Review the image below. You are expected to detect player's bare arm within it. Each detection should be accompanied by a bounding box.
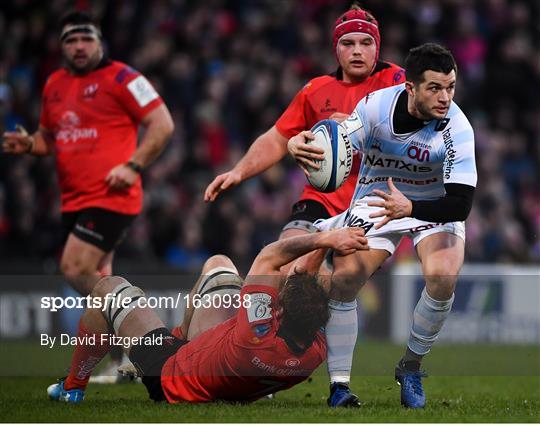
[288,248,328,276]
[204,125,288,202]
[247,227,367,284]
[2,125,54,156]
[105,104,174,190]
[287,130,325,176]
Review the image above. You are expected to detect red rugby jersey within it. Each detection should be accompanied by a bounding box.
[39,60,164,214]
[161,285,326,403]
[276,62,404,216]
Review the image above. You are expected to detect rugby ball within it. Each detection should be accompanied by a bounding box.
[306,119,353,193]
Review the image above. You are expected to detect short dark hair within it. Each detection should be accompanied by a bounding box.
[349,2,376,21]
[60,10,98,30]
[279,272,330,347]
[405,43,457,83]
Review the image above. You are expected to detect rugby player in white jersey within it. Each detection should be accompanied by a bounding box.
[288,43,477,408]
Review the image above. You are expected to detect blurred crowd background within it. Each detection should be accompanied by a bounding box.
[0,0,539,274]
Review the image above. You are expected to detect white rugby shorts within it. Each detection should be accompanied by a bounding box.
[314,196,465,254]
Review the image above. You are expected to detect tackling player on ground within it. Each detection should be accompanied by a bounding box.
[204,4,403,407]
[290,43,477,408]
[47,226,368,403]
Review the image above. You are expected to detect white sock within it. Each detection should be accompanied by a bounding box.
[326,299,358,384]
[408,288,454,355]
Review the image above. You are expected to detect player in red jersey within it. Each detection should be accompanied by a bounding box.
[47,226,368,403]
[204,4,403,222]
[204,4,403,407]
[2,11,174,382]
[2,11,173,295]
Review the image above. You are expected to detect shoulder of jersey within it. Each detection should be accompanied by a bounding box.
[43,67,69,88]
[373,61,406,86]
[448,101,472,129]
[107,61,141,85]
[301,75,338,93]
[363,82,404,106]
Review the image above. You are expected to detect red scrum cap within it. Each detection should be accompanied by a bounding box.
[333,7,380,62]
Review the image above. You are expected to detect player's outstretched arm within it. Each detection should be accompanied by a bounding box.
[247,228,367,285]
[2,125,54,156]
[204,125,288,202]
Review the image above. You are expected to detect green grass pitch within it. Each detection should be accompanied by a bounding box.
[0,340,538,422]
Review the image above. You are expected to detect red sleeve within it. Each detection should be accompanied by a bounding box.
[112,67,164,122]
[275,83,310,139]
[384,64,406,87]
[232,285,279,348]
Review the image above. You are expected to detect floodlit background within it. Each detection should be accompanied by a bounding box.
[0,0,538,345]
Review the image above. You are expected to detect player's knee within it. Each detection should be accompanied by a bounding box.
[202,255,237,274]
[423,257,462,282]
[331,264,367,300]
[425,273,457,298]
[60,256,95,282]
[423,264,458,300]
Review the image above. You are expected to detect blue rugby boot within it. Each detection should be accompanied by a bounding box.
[47,378,85,403]
[327,382,361,408]
[395,361,427,408]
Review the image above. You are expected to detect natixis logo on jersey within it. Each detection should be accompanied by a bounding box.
[56,110,98,143]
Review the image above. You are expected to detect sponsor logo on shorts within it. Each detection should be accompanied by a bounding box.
[75,223,104,241]
[293,202,307,214]
[163,336,176,346]
[345,213,374,234]
[408,223,443,233]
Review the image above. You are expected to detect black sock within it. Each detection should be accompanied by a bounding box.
[400,348,423,371]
